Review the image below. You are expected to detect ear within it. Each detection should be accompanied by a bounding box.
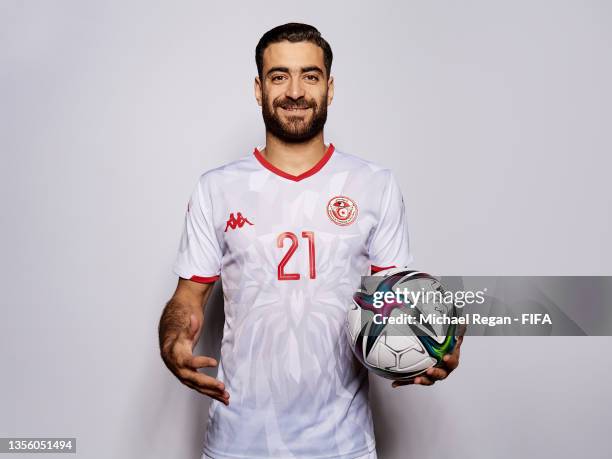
[254,76,263,107]
[326,75,334,106]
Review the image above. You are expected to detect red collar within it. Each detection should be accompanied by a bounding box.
[253,143,335,182]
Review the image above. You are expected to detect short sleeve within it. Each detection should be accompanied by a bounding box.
[172,175,222,283]
[367,170,414,273]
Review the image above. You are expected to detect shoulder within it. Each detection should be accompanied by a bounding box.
[195,152,258,189]
[331,146,395,181]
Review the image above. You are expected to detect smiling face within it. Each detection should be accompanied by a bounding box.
[255,41,334,143]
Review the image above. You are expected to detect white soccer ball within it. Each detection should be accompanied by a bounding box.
[346,268,459,381]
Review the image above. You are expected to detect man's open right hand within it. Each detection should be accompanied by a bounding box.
[161,313,230,405]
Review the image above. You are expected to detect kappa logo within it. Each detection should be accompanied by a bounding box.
[224,212,254,232]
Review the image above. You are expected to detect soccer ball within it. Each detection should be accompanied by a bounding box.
[346,268,459,381]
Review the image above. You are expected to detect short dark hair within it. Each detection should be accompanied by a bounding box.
[255,23,333,80]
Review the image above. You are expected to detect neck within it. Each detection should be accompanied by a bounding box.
[260,132,328,176]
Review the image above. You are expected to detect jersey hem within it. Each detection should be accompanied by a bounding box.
[202,441,376,459]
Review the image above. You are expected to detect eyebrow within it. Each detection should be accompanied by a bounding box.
[266,66,325,77]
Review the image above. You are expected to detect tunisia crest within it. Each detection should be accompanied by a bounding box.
[327,195,358,226]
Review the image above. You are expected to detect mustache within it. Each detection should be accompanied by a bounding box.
[274,99,316,110]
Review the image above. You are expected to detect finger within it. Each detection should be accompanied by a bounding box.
[392,379,415,388]
[187,355,218,369]
[443,352,460,371]
[414,375,435,386]
[205,388,230,406]
[182,378,229,401]
[182,368,226,392]
[183,380,230,405]
[201,388,230,404]
[183,379,223,397]
[426,367,448,380]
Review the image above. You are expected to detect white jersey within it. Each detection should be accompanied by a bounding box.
[173,143,413,459]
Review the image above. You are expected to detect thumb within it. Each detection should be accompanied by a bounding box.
[188,313,201,342]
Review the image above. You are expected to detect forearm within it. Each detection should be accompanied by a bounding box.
[158,296,202,354]
[157,280,225,400]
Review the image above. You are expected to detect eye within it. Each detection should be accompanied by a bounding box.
[271,75,286,82]
[305,74,319,82]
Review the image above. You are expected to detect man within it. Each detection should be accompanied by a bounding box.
[158,23,462,459]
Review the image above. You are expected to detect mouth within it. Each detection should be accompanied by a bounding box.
[280,106,311,113]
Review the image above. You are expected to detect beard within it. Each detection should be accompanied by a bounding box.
[261,90,328,143]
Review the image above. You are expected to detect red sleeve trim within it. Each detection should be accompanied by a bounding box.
[189,274,220,284]
[370,264,396,274]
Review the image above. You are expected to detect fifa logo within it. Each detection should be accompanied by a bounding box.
[224,212,254,232]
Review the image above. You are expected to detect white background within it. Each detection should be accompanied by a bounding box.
[1,1,611,458]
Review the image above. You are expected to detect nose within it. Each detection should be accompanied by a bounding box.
[285,75,305,100]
